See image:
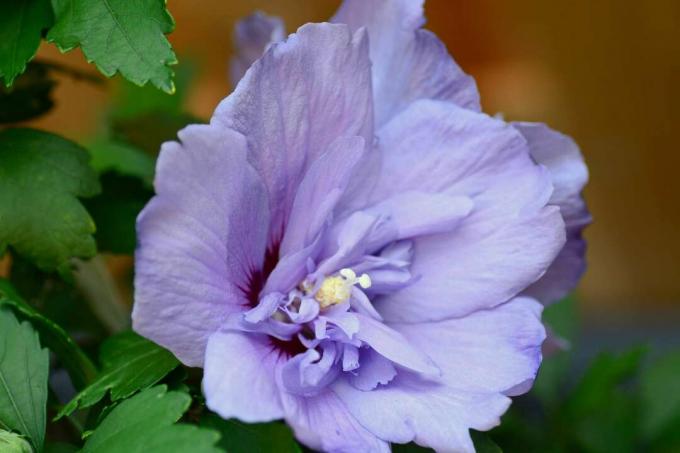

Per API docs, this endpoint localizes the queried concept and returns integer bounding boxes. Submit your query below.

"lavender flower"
[133,1,589,451]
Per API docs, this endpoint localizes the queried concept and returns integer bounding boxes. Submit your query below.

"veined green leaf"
[0,308,49,451]
[57,331,179,418]
[81,386,220,453]
[0,279,97,390]
[0,128,101,275]
[47,0,177,93]
[0,0,53,86]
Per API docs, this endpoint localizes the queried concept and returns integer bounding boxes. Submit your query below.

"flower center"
[313,268,371,309]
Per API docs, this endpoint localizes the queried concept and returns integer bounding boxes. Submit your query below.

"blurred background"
[26,0,680,343]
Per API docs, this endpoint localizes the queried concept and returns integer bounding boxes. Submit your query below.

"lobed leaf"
[0,128,101,275]
[81,386,220,453]
[0,308,49,451]
[56,331,179,418]
[0,279,97,390]
[47,0,177,93]
[0,0,53,86]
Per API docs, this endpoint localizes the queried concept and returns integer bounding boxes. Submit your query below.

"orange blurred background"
[28,0,680,317]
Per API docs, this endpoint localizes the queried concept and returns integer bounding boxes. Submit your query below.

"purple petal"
[332,0,480,126]
[368,101,565,321]
[279,135,366,257]
[203,331,284,422]
[350,348,397,391]
[214,23,374,237]
[230,11,286,87]
[513,122,591,304]
[366,191,474,241]
[133,125,270,366]
[355,314,440,378]
[334,297,545,451]
[277,386,390,453]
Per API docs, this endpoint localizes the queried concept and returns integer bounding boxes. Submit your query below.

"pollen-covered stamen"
[313,268,371,309]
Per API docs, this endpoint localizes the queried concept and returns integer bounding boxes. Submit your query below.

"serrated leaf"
[57,331,179,418]
[84,172,153,254]
[0,63,56,124]
[47,0,177,93]
[0,278,97,390]
[81,386,220,453]
[201,415,302,453]
[0,0,53,86]
[0,128,101,274]
[0,308,49,451]
[640,350,680,439]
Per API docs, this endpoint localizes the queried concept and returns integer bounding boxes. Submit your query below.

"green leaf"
[470,431,503,453]
[201,415,301,453]
[0,308,48,451]
[0,128,101,274]
[640,350,680,439]
[88,141,155,184]
[567,348,645,416]
[533,296,578,404]
[0,429,33,453]
[0,279,97,390]
[84,172,153,254]
[0,63,56,124]
[81,386,220,453]
[57,331,179,418]
[0,0,53,86]
[47,0,177,93]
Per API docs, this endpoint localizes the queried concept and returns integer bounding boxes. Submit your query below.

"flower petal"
[277,386,390,453]
[214,23,374,237]
[133,125,270,366]
[369,101,565,321]
[513,122,591,304]
[279,135,366,257]
[230,11,285,87]
[334,297,545,451]
[355,314,440,378]
[204,331,284,422]
[332,0,480,126]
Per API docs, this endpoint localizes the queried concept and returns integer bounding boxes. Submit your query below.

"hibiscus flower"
[133,1,589,451]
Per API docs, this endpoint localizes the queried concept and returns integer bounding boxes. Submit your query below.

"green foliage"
[0,0,53,86]
[88,141,155,185]
[0,309,49,452]
[80,385,221,453]
[0,63,56,123]
[0,279,97,390]
[201,416,302,453]
[57,331,179,418]
[47,0,177,93]
[0,129,100,275]
[0,430,34,453]
[84,172,154,254]
[640,352,680,442]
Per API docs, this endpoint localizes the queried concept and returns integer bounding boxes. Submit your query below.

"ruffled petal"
[203,331,284,422]
[277,385,390,453]
[279,136,366,257]
[334,297,545,452]
[332,0,480,126]
[513,122,591,304]
[369,101,565,321]
[133,125,270,366]
[230,11,285,87]
[214,23,374,237]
